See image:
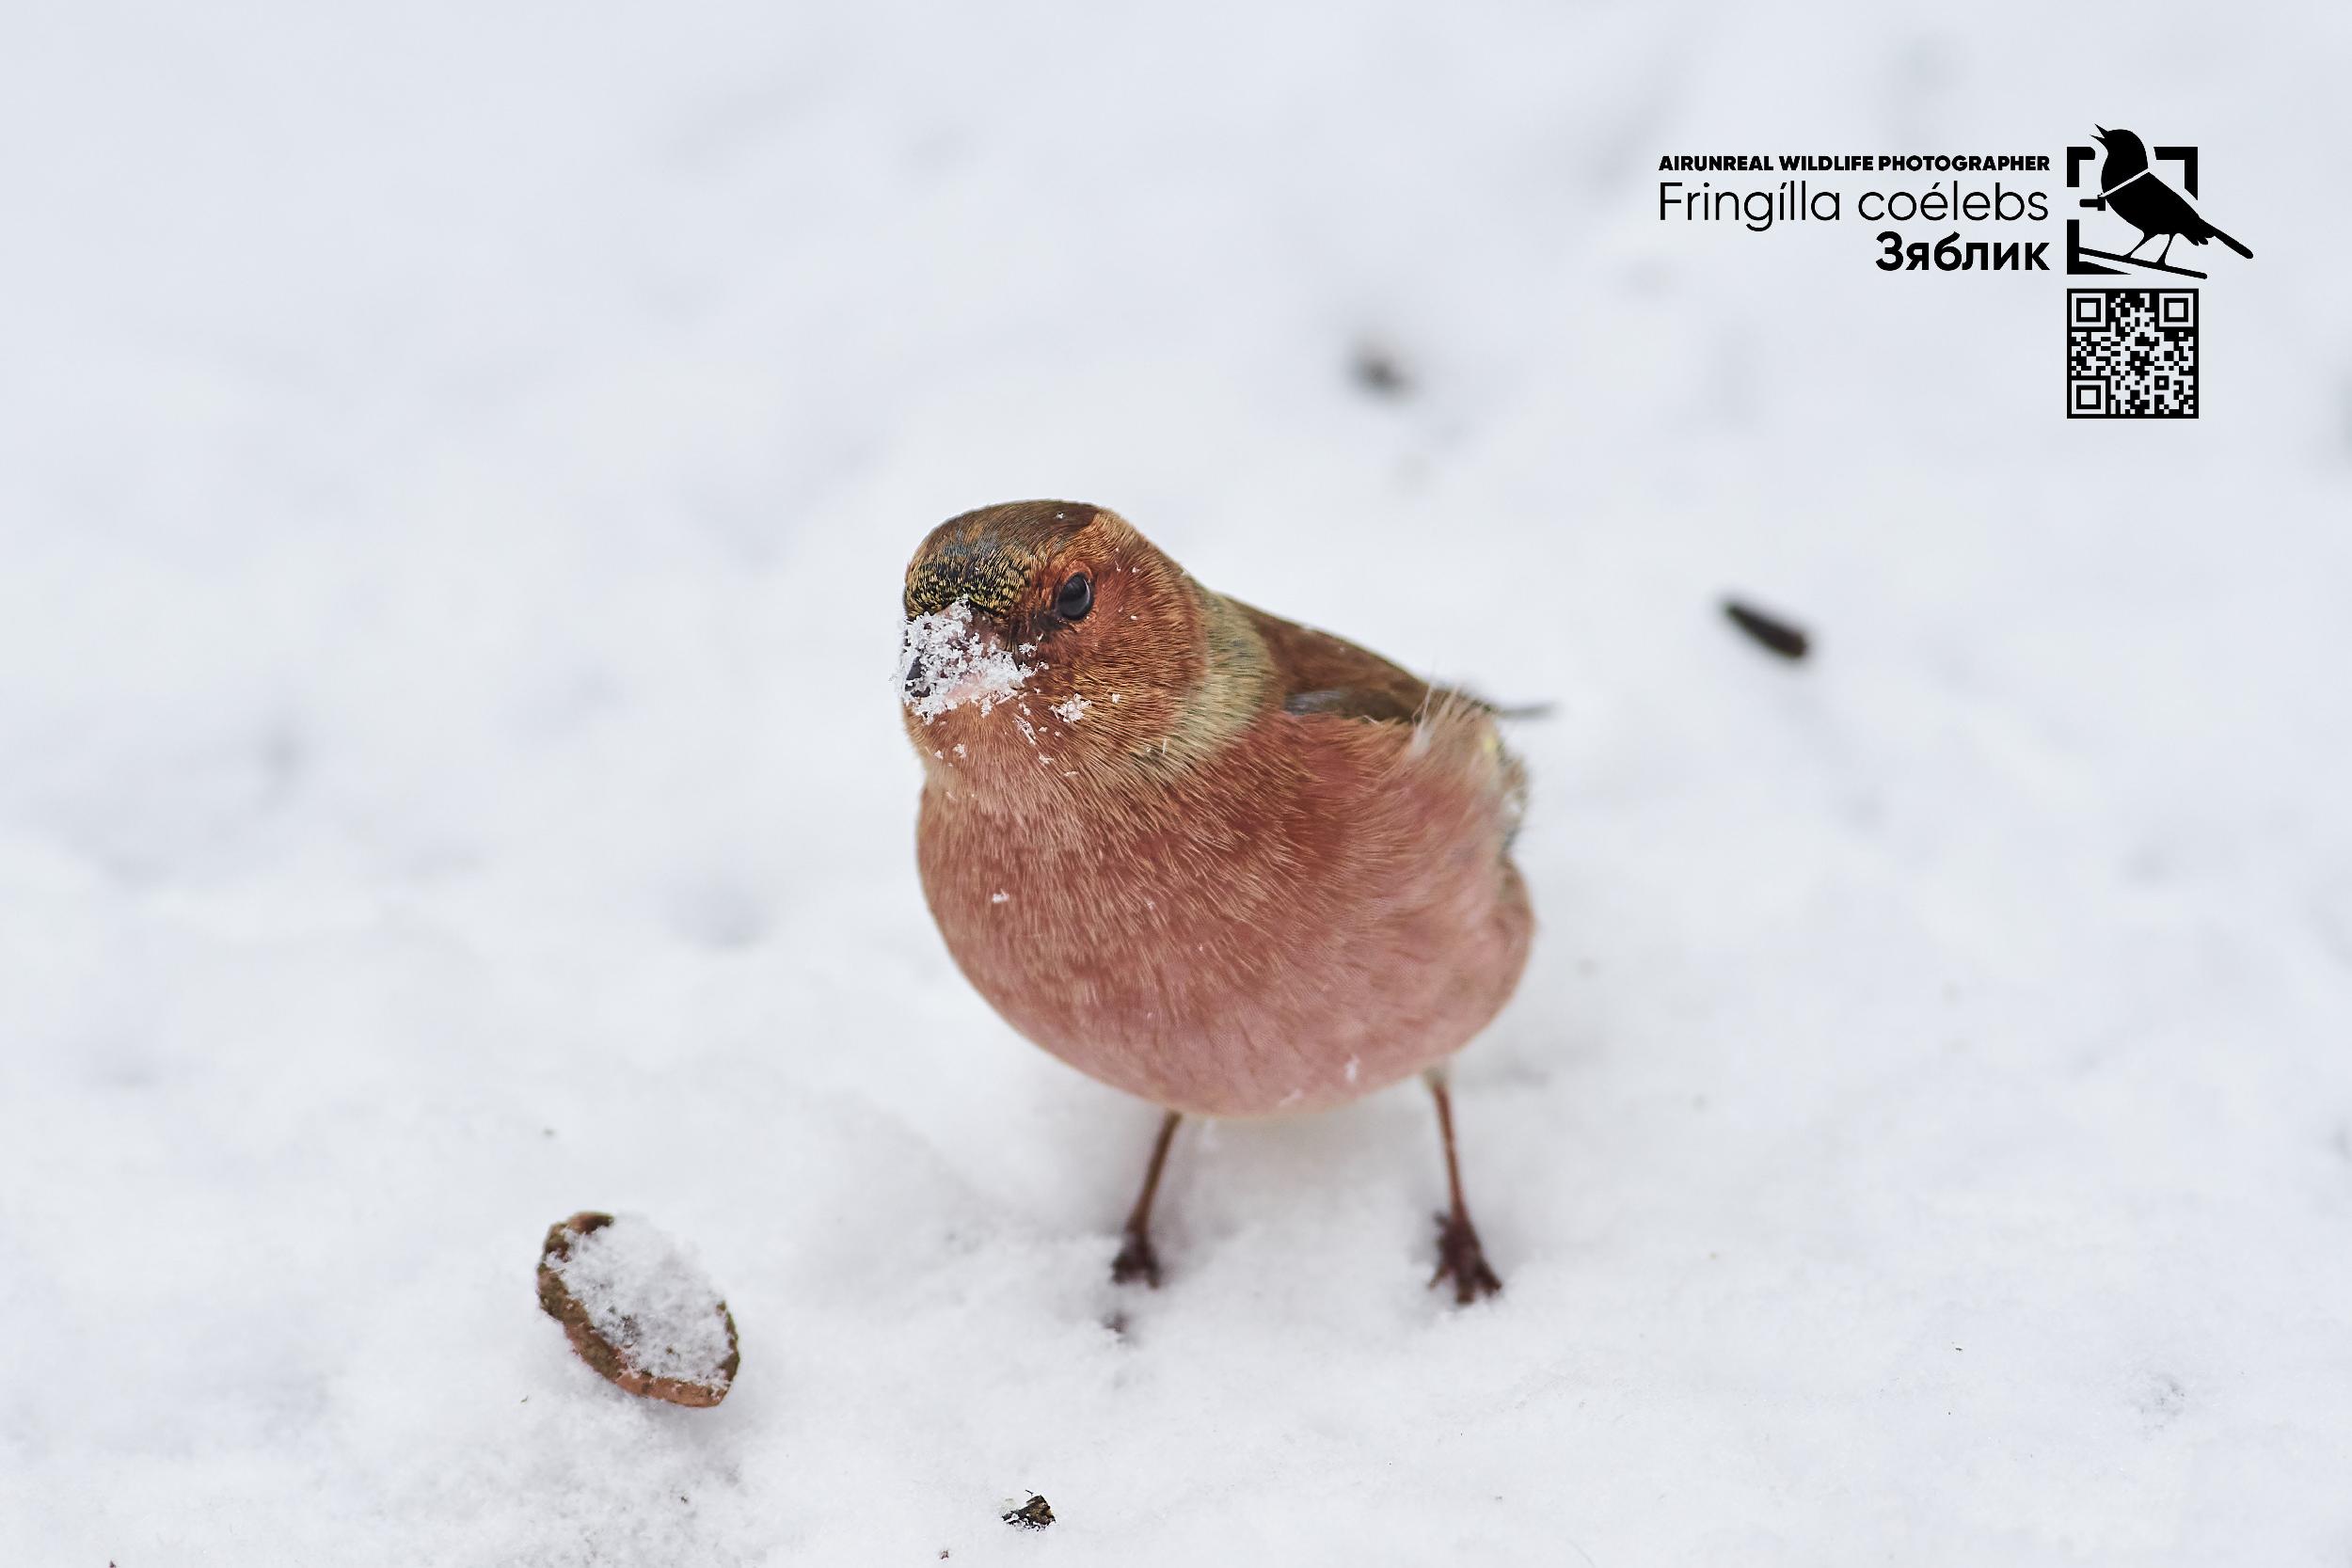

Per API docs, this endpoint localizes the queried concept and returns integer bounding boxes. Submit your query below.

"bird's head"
[898,501,1245,800]
[2092,126,2150,166]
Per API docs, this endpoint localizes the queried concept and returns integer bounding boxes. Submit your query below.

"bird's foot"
[1429,1211,1502,1306]
[1111,1225,1162,1289]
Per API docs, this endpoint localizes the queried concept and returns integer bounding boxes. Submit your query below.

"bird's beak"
[2092,126,2108,143]
[899,598,1030,720]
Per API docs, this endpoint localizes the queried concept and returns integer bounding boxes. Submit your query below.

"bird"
[897,500,1534,1303]
[2088,126,2252,269]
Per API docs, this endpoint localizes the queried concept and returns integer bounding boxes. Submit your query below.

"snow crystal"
[1052,693,1090,723]
[898,602,1031,721]
[548,1216,734,1386]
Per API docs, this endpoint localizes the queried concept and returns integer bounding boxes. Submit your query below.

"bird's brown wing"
[1238,597,1531,851]
[1234,599,1468,724]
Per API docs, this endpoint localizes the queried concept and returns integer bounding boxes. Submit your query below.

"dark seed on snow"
[1723,598,1811,661]
[1351,345,1409,396]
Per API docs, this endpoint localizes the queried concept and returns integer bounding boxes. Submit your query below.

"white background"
[4,2,2349,1562]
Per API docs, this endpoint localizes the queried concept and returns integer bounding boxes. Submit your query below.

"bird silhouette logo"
[2067,128,2252,278]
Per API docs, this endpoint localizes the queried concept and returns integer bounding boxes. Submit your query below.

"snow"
[898,601,1033,721]
[3,2,2350,1565]
[546,1214,737,1392]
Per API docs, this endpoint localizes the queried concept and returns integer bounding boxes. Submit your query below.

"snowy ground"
[5,2,2351,1563]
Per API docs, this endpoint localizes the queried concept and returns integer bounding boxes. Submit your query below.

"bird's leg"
[1110,1110,1182,1287]
[2122,231,2153,259]
[1424,1069,1502,1305]
[2155,233,2176,267]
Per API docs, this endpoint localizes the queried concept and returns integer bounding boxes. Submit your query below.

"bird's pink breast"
[915,712,1532,1117]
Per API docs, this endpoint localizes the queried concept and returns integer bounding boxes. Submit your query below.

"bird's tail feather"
[2210,227,2252,259]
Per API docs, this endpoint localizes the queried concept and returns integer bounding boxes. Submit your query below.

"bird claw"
[1111,1226,1162,1289]
[1429,1211,1502,1306]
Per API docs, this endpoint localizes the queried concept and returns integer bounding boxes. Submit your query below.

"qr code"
[2067,289,2197,418]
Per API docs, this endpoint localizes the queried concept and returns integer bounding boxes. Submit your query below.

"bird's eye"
[1054,572,1092,621]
